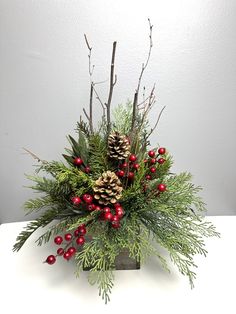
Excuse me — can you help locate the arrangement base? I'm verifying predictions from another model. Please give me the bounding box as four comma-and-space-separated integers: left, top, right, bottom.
83, 248, 140, 271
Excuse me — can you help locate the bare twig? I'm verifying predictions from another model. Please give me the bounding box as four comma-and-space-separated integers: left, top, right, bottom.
146, 106, 166, 139
22, 148, 47, 164
105, 41, 117, 134
83, 108, 90, 120
131, 18, 153, 133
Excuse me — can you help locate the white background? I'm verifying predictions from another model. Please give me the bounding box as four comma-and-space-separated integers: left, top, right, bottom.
0, 0, 236, 222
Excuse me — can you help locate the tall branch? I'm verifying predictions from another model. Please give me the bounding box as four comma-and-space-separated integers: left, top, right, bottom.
131, 18, 153, 133
105, 41, 117, 134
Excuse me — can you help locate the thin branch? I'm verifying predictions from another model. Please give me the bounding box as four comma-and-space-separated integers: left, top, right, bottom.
83, 108, 90, 120
131, 18, 153, 133
146, 106, 166, 139
22, 148, 47, 164
105, 41, 117, 135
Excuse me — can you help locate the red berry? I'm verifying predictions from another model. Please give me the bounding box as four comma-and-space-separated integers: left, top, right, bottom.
46, 255, 56, 265
73, 157, 83, 166
68, 247, 76, 255
150, 167, 156, 173
57, 248, 64, 256
144, 159, 148, 163
150, 158, 156, 164
63, 251, 71, 260
157, 158, 165, 164
103, 207, 111, 213
112, 215, 119, 222
84, 166, 90, 174
133, 163, 140, 170
76, 236, 85, 246
148, 150, 155, 158
128, 172, 135, 180
78, 227, 86, 235
157, 183, 167, 192
116, 207, 124, 218
71, 196, 82, 205
120, 162, 128, 168
111, 221, 120, 229
117, 170, 125, 177
114, 203, 121, 208
87, 203, 96, 211
74, 229, 80, 237
104, 212, 113, 221
158, 147, 166, 155
145, 174, 152, 180
64, 233, 73, 241
95, 205, 102, 211
82, 194, 93, 204
54, 236, 63, 245
129, 154, 137, 162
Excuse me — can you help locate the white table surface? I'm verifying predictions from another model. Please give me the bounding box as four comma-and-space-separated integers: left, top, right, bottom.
0, 216, 235, 314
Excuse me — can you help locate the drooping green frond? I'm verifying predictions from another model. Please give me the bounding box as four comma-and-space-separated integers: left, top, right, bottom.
13, 208, 61, 252
24, 195, 53, 215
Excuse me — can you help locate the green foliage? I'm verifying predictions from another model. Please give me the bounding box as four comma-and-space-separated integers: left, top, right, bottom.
87, 133, 111, 176
24, 196, 53, 215
13, 208, 61, 252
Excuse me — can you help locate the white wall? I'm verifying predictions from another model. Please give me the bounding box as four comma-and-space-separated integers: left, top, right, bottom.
0, 0, 236, 222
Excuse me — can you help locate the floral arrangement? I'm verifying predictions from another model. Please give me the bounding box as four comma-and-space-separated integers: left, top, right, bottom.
13, 20, 219, 303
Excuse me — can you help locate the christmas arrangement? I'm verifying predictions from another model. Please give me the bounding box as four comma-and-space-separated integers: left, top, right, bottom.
13, 20, 220, 303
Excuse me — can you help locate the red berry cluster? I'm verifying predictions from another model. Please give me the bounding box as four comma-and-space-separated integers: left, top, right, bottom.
45, 224, 87, 265
145, 148, 166, 180
71, 194, 102, 211
116, 154, 139, 180
73, 156, 90, 174
100, 203, 124, 229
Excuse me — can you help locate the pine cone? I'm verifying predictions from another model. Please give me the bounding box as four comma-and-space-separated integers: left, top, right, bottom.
93, 171, 123, 205
108, 131, 130, 160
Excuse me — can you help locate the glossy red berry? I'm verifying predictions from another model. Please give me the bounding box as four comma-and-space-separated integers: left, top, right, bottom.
78, 227, 86, 235
114, 203, 121, 208
129, 154, 137, 162
158, 147, 166, 155
54, 236, 63, 245
145, 174, 152, 180
71, 196, 82, 205
64, 233, 73, 241
120, 162, 128, 168
128, 172, 135, 180
76, 236, 85, 246
74, 229, 80, 237
73, 157, 83, 166
68, 247, 76, 255
150, 167, 156, 173
46, 255, 56, 265
103, 207, 111, 213
95, 205, 102, 211
157, 158, 165, 164
143, 159, 148, 163
82, 194, 93, 204
63, 251, 71, 260
84, 166, 91, 174
104, 212, 113, 221
57, 248, 64, 256
115, 206, 124, 218
133, 163, 140, 170
111, 221, 120, 229
117, 170, 125, 177
112, 215, 119, 222
87, 203, 96, 211
150, 158, 156, 164
148, 150, 155, 158
157, 183, 167, 192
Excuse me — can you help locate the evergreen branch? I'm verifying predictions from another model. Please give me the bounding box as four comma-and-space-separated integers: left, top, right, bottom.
35, 216, 79, 246
24, 196, 53, 215
13, 208, 60, 252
